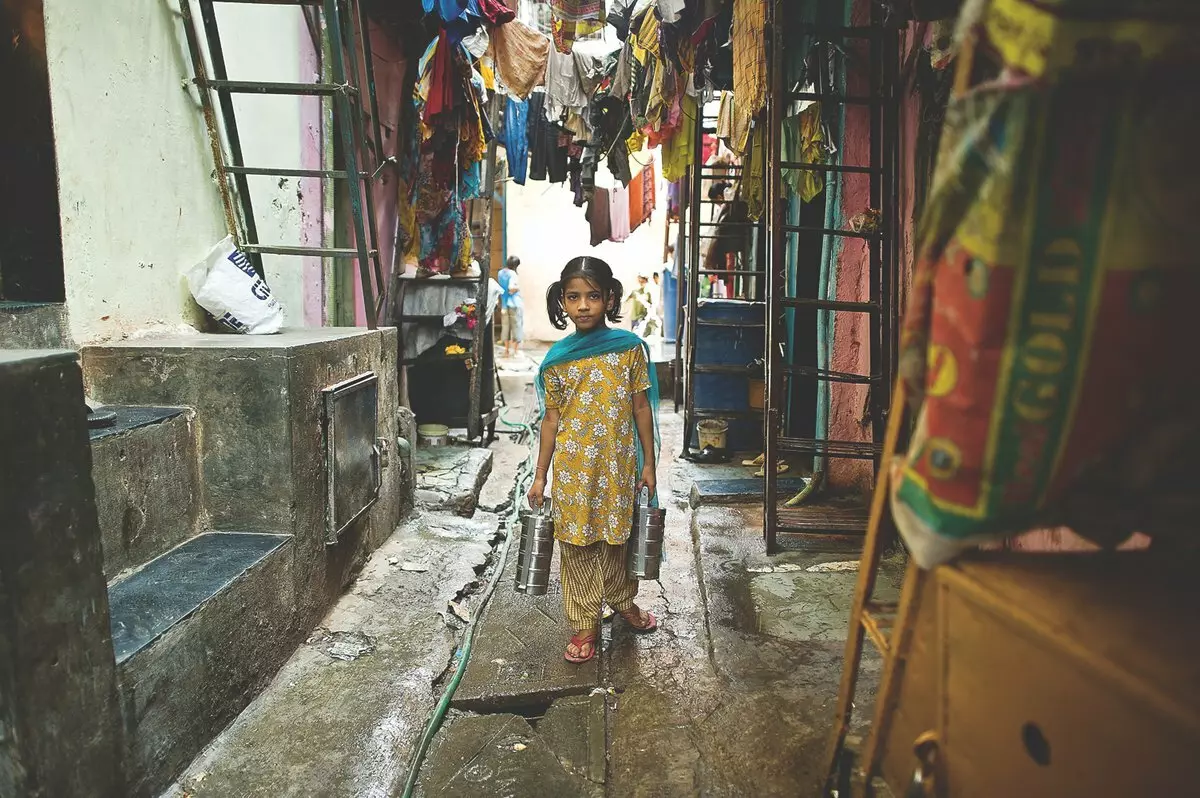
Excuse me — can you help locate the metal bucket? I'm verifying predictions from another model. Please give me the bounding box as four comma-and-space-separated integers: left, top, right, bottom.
417, 423, 449, 447
514, 500, 554, 596
626, 487, 666, 580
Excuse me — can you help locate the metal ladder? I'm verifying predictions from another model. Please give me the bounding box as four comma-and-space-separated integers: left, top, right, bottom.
681, 99, 769, 456
178, 0, 386, 328
762, 1, 902, 552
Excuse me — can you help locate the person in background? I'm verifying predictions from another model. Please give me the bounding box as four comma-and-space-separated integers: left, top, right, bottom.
497, 256, 524, 358
625, 270, 659, 339
652, 270, 664, 327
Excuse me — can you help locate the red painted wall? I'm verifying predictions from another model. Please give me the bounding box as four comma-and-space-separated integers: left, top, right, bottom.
827, 11, 923, 493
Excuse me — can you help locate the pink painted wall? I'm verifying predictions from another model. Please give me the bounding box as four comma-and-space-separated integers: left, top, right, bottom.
827, 11, 923, 493
348, 20, 407, 327
300, 19, 326, 326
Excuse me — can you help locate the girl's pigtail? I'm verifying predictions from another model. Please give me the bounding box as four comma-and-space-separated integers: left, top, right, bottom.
606, 276, 624, 324
546, 280, 568, 330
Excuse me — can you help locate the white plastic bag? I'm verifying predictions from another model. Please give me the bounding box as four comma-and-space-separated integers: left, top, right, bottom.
186, 235, 284, 334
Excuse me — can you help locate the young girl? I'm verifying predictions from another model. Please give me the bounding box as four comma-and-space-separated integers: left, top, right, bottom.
527, 256, 660, 663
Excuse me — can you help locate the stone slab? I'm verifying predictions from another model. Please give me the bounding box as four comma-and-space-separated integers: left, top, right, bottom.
689, 476, 808, 506
453, 541, 600, 712
416, 714, 602, 798
109, 532, 290, 662
537, 693, 607, 784
415, 445, 494, 517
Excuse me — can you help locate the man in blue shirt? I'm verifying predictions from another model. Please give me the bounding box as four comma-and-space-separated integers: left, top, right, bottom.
497, 256, 524, 357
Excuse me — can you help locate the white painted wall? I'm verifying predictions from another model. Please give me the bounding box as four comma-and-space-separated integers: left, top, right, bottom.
42, 0, 313, 343
507, 150, 669, 343
215, 2, 311, 325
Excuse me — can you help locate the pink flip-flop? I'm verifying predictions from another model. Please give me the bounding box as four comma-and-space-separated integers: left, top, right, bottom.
618, 606, 658, 634
564, 630, 597, 663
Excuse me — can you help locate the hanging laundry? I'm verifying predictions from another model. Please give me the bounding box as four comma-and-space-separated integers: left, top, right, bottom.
588, 187, 612, 246
423, 0, 468, 22
641, 159, 656, 222
782, 104, 825, 202
658, 0, 685, 25
612, 44, 633, 99
550, 0, 606, 55
608, 0, 637, 40
628, 167, 645, 232
528, 92, 569, 183
661, 94, 696, 182
573, 48, 607, 97
633, 8, 661, 59
475, 0, 515, 25
564, 110, 590, 142
546, 46, 586, 112
425, 30, 459, 118
744, 124, 765, 221
502, 97, 529, 185
610, 183, 632, 242
490, 18, 549, 100
410, 34, 489, 274
731, 0, 766, 145
568, 158, 585, 206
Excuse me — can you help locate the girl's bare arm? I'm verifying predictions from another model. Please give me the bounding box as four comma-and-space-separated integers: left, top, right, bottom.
527, 408, 559, 508
633, 391, 656, 498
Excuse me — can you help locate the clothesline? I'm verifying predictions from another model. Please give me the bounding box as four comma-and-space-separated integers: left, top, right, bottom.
398, 0, 781, 275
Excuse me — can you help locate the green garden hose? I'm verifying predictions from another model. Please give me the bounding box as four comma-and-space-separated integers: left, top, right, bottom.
400, 417, 535, 798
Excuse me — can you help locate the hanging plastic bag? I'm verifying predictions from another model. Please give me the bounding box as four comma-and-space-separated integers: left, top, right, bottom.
186, 235, 284, 334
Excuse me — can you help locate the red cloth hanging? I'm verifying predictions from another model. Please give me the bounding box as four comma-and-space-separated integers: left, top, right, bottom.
477, 0, 516, 24
425, 31, 458, 119
628, 168, 645, 232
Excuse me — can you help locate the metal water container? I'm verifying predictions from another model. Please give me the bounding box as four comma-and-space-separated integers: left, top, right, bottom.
626, 487, 666, 580
514, 500, 554, 596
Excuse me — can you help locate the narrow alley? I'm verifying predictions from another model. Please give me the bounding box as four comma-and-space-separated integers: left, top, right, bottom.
165, 358, 902, 797
4, 1, 1200, 797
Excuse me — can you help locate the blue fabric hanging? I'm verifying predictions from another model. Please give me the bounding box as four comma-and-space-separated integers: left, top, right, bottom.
502, 97, 530, 185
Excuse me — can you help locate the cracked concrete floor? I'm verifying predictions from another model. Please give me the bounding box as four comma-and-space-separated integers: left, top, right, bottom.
415, 407, 903, 798
163, 372, 901, 797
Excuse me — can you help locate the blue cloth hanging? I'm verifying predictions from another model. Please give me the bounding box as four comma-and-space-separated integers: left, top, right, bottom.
502, 97, 529, 186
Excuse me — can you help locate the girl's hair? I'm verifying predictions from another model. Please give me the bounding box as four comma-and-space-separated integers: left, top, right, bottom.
546, 256, 624, 330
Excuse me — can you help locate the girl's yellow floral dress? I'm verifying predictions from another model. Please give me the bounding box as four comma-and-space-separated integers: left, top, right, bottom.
543, 346, 651, 545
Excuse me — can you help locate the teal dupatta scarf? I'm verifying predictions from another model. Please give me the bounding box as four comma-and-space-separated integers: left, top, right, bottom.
536, 327, 661, 504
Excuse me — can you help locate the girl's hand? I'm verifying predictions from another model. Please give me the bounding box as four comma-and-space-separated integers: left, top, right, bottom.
637, 464, 656, 500
527, 475, 547, 509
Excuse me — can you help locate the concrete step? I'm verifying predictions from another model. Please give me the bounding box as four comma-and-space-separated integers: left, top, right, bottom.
0, 301, 71, 348
109, 531, 294, 796
89, 406, 201, 581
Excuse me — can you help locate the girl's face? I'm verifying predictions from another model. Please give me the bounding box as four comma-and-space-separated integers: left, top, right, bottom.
562, 276, 608, 332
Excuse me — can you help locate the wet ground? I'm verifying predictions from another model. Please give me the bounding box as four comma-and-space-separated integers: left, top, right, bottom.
166, 353, 902, 797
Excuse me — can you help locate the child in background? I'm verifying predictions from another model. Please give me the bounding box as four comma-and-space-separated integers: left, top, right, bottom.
527, 256, 661, 663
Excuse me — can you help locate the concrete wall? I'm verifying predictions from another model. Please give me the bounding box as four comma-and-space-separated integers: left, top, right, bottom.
82, 327, 405, 792
506, 150, 669, 343
0, 350, 124, 796
42, 0, 320, 344
826, 5, 922, 492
